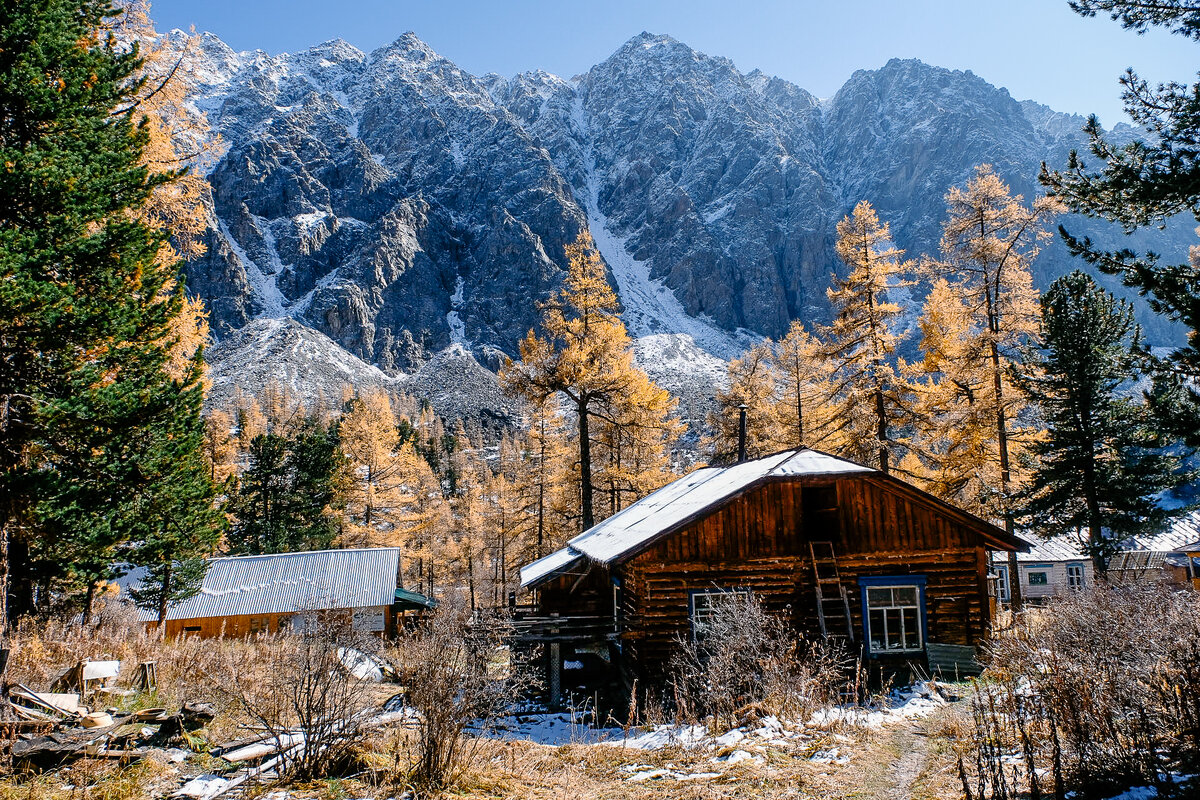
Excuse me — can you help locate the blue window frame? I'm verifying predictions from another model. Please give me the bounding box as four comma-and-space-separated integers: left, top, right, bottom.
858, 575, 927, 656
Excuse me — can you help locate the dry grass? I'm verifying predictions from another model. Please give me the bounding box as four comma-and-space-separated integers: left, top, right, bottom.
0, 755, 175, 800
1, 602, 974, 799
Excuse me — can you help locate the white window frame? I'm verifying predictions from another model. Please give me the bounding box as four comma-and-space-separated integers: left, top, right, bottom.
1066, 563, 1085, 590
863, 584, 924, 654
994, 565, 1010, 603
689, 588, 748, 642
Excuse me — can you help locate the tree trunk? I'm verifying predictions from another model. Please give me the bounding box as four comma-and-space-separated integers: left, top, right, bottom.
1082, 457, 1108, 580
0, 514, 10, 682
578, 398, 594, 532
157, 561, 173, 628
82, 580, 97, 626
991, 332, 1023, 610
796, 382, 805, 448
874, 386, 889, 474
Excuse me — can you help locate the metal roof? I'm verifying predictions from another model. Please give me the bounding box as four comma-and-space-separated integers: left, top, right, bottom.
522, 448, 873, 587
520, 547, 586, 589
394, 587, 437, 610
993, 509, 1200, 563
134, 548, 402, 622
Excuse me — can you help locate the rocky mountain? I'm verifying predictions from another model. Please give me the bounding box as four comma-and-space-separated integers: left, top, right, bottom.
205, 319, 520, 432
182, 29, 1191, 412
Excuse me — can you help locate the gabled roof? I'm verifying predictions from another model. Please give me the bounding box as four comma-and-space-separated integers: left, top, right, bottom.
132, 547, 402, 622
521, 448, 1018, 588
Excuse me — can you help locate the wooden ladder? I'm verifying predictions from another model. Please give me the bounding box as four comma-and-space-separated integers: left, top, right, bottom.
809, 541, 854, 641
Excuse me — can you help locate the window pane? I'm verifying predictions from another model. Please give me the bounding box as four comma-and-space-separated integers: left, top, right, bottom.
885, 608, 903, 649
894, 587, 918, 605
1028, 571, 1048, 586
867, 587, 890, 608
902, 607, 921, 649
869, 608, 887, 650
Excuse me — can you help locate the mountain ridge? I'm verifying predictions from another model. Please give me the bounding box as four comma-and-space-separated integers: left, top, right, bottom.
179, 29, 1191, 415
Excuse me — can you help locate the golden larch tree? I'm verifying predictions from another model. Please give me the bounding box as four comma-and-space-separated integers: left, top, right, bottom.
819, 200, 915, 474
769, 321, 841, 451
502, 232, 681, 532
929, 164, 1061, 607
709, 342, 780, 462
337, 391, 416, 548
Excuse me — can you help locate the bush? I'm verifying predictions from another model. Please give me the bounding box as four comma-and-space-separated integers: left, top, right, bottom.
962, 584, 1200, 800
386, 595, 526, 796
668, 591, 849, 728
211, 612, 381, 782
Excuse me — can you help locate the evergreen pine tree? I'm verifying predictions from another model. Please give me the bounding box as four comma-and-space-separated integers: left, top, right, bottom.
1043, 2, 1200, 431
1015, 271, 1192, 575
0, 0, 219, 649
227, 422, 343, 554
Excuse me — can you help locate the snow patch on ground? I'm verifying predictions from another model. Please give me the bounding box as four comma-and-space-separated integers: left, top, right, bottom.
573, 95, 755, 361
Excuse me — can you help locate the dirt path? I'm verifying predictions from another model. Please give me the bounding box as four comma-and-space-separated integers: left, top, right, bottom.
882, 722, 931, 799
802, 703, 965, 800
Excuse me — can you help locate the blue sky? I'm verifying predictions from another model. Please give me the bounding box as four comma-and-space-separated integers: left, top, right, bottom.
149, 0, 1195, 124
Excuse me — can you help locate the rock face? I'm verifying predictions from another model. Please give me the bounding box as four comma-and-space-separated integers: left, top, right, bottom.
184, 29, 1190, 397
205, 319, 519, 432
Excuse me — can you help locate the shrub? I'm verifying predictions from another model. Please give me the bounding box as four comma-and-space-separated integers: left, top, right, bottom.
211, 612, 381, 782
962, 583, 1200, 800
387, 594, 526, 796
668, 591, 848, 728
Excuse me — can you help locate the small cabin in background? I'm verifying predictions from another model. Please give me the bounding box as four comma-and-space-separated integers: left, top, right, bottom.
992, 511, 1200, 602
518, 448, 1026, 701
129, 547, 431, 638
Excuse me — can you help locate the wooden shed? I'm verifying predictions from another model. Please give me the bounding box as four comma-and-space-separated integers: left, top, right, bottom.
131, 548, 411, 638
518, 448, 1026, 698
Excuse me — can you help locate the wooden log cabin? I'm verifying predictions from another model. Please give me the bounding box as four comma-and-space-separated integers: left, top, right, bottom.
518, 448, 1027, 698
128, 547, 432, 638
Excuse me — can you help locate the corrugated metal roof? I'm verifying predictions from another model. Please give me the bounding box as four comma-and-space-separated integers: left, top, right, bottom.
994, 509, 1200, 563
521, 448, 873, 587
134, 548, 401, 622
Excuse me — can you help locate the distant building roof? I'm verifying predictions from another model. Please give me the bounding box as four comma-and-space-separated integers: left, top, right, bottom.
995, 509, 1200, 564
394, 587, 437, 611
133, 548, 402, 622
522, 448, 1019, 588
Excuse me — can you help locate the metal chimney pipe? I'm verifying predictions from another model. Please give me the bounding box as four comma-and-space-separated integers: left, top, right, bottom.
737, 403, 748, 463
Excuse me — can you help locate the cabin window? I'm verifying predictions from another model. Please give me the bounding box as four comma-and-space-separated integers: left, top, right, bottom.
993, 565, 1010, 603
182, 626, 201, 636
1066, 564, 1085, 590
249, 615, 270, 634
1190, 556, 1200, 580
1027, 571, 1049, 586
690, 589, 748, 642
859, 576, 926, 655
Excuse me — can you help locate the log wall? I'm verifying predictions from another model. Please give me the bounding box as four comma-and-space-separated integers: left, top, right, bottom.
147, 606, 397, 639
614, 474, 995, 677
